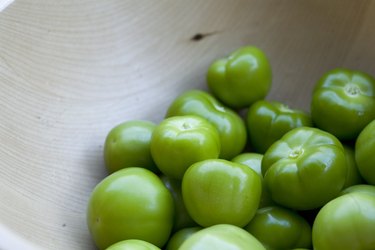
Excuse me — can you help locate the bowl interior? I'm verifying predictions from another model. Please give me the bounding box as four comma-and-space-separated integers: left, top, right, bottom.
1, 0, 374, 249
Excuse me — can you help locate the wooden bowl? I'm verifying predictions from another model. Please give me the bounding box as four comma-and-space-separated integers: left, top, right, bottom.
1, 1, 374, 249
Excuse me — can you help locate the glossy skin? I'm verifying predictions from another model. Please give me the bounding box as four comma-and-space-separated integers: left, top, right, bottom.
182, 159, 262, 227
232, 153, 263, 175
341, 184, 375, 197
207, 46, 272, 109
343, 145, 363, 188
244, 206, 312, 250
151, 115, 220, 179
179, 224, 266, 250
246, 100, 312, 153
232, 153, 274, 207
311, 68, 375, 140
312, 192, 375, 250
160, 176, 197, 232
355, 119, 375, 184
262, 127, 347, 210
87, 168, 174, 249
165, 227, 202, 250
104, 120, 158, 173
105, 239, 160, 250
165, 89, 247, 159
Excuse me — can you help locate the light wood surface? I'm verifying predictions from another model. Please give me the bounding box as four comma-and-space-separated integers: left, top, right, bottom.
1, 0, 374, 249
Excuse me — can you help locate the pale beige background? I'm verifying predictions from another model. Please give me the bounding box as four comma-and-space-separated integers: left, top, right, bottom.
0, 0, 374, 249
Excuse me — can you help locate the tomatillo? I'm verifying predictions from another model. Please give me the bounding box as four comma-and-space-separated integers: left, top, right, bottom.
311, 68, 375, 140
160, 175, 197, 232
179, 224, 266, 250
166, 90, 247, 159
244, 206, 312, 250
151, 115, 220, 179
87, 168, 174, 249
207, 46, 272, 109
106, 239, 161, 250
355, 119, 375, 184
312, 192, 375, 250
104, 120, 158, 173
182, 159, 261, 227
343, 145, 363, 188
341, 184, 375, 197
246, 100, 312, 153
262, 127, 347, 210
165, 227, 202, 250
232, 153, 274, 207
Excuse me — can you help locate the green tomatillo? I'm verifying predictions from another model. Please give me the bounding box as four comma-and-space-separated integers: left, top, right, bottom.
341, 184, 375, 197
342, 145, 363, 188
166, 90, 247, 159
165, 227, 202, 250
338, 183, 375, 235
312, 191, 375, 250
355, 119, 375, 184
262, 127, 347, 210
87, 168, 174, 249
207, 46, 272, 109
244, 206, 312, 250
246, 100, 312, 153
151, 115, 220, 179
182, 159, 262, 227
311, 68, 375, 140
179, 224, 266, 250
104, 120, 158, 173
232, 153, 274, 208
160, 175, 197, 232
105, 239, 161, 250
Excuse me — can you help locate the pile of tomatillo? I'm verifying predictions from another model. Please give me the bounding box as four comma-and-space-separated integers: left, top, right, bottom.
87, 46, 375, 250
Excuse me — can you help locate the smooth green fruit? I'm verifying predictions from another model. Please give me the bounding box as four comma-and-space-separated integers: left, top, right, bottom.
87, 168, 174, 249
355, 119, 375, 184
151, 115, 220, 179
311, 68, 375, 140
165, 227, 201, 250
182, 159, 262, 227
207, 46, 272, 109
262, 127, 347, 210
106, 239, 160, 250
244, 206, 312, 250
104, 120, 158, 173
166, 89, 247, 159
179, 224, 266, 250
312, 192, 375, 250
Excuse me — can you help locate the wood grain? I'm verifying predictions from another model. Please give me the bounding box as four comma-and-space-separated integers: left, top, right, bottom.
0, 0, 374, 249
